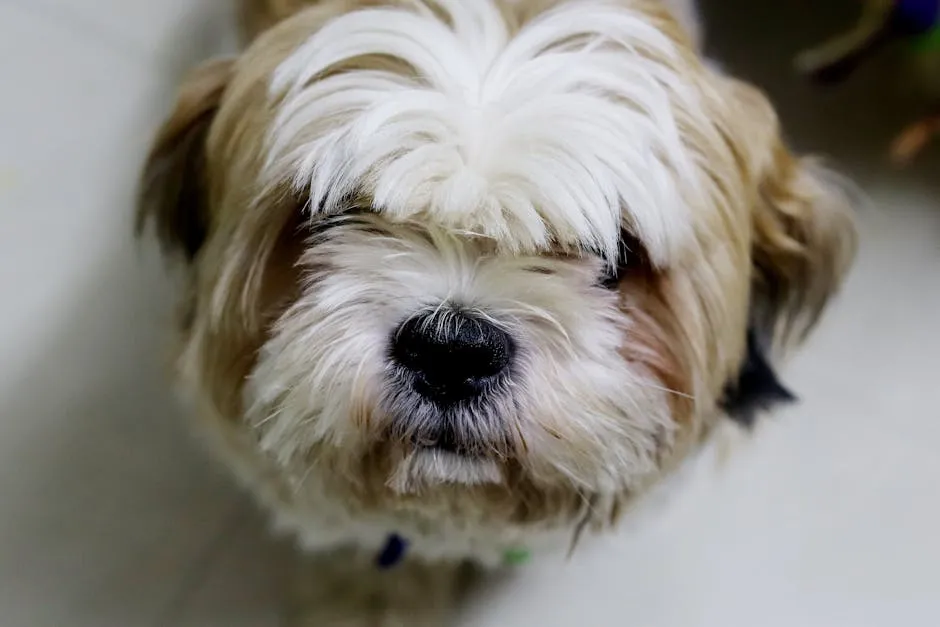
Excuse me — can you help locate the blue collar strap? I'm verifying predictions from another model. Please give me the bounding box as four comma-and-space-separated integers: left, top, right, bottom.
375, 533, 532, 569
376, 533, 409, 569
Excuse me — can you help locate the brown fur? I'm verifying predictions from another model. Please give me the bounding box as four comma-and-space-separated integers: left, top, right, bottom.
723, 79, 856, 347
138, 57, 234, 261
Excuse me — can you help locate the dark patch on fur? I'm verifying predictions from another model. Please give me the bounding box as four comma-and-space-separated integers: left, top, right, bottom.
137, 58, 235, 262
721, 329, 796, 427
138, 117, 211, 260
599, 228, 652, 289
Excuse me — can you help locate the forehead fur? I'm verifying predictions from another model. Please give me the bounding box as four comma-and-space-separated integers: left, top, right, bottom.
263, 0, 711, 262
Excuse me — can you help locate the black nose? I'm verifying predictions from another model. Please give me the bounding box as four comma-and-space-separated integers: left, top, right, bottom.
391, 310, 514, 404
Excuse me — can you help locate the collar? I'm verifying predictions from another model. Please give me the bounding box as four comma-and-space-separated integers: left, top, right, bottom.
376, 533, 409, 569
375, 533, 531, 569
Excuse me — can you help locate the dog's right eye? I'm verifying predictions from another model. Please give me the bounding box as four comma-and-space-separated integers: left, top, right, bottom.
599, 230, 647, 289
599, 264, 623, 290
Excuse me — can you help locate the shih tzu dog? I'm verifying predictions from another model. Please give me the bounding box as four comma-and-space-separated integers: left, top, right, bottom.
139, 0, 856, 624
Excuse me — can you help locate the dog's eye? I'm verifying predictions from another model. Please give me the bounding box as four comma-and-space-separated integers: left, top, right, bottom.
599, 230, 647, 289
306, 204, 381, 239
599, 264, 623, 290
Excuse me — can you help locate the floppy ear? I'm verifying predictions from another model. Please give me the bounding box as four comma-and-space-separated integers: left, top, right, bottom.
720, 80, 858, 426
137, 57, 235, 261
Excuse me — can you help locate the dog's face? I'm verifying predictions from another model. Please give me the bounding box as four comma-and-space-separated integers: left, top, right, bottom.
141, 0, 855, 526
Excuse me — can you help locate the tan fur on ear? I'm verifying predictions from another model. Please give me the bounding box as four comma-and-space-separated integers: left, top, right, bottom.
240, 0, 327, 41
726, 80, 857, 347
137, 57, 236, 261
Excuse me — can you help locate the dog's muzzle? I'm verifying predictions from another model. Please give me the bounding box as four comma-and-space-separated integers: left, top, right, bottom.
389, 308, 515, 453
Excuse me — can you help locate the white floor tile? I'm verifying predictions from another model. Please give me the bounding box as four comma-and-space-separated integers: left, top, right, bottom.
0, 5, 244, 627
4, 0, 240, 68
171, 507, 292, 627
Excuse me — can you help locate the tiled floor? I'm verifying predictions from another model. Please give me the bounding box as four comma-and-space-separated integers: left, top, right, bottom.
0, 1, 937, 626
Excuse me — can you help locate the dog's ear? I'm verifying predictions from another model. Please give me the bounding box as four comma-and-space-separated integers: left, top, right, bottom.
720, 80, 857, 426
137, 57, 236, 261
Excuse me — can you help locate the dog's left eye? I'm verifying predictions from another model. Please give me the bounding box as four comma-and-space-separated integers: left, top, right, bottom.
599, 230, 646, 289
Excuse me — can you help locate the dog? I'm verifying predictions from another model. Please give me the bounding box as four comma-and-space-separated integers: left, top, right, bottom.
139, 1, 856, 624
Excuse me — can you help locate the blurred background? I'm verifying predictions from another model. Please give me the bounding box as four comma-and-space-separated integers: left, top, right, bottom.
0, 1, 937, 625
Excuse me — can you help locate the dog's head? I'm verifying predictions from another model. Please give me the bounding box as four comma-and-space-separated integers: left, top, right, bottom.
140, 0, 855, 526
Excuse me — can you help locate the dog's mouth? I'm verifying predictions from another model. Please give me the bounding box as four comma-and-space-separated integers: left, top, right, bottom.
410, 427, 481, 457
383, 390, 511, 461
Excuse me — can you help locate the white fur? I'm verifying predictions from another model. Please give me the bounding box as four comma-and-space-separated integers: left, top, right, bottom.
172, 0, 727, 572
245, 217, 672, 497
265, 0, 707, 264
187, 394, 575, 567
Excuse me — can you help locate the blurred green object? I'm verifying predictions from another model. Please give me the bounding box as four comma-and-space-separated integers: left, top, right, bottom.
910, 23, 940, 50
503, 547, 531, 566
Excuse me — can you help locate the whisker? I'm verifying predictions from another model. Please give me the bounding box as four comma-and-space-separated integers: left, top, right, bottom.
631, 380, 695, 400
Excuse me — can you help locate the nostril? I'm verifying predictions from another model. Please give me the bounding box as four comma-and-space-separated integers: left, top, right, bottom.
449, 320, 512, 378
391, 311, 514, 403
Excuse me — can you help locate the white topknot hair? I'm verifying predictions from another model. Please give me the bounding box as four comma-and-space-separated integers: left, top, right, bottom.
265, 0, 707, 264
